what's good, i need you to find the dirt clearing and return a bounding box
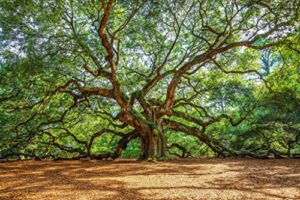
[0,158,299,200]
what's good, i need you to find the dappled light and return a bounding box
[1,159,300,200]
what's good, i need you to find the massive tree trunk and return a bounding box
[140,136,149,160]
[118,109,168,161]
[139,126,167,160]
[160,132,167,158]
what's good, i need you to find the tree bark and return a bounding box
[139,128,167,160]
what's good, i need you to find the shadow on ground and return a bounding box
[0,158,299,200]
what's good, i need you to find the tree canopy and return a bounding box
[0,0,299,160]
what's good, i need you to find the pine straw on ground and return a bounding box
[0,158,299,200]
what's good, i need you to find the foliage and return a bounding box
[0,0,299,160]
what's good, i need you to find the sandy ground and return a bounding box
[0,158,299,200]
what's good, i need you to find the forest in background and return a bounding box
[0,0,299,161]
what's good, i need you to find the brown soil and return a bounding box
[0,158,299,200]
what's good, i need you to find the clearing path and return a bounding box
[0,158,299,200]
